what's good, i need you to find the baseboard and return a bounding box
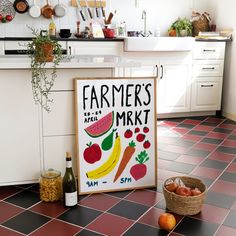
[222,111,236,122]
[157,111,216,119]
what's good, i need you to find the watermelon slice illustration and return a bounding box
[85,111,114,138]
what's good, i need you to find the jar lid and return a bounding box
[41,168,61,179]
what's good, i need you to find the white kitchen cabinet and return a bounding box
[157,60,191,114]
[0,70,42,185]
[191,77,223,111]
[191,41,226,112]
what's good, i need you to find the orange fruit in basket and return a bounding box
[158,213,176,231]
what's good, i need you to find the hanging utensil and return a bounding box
[94,0,99,18]
[29,0,41,18]
[75,0,85,21]
[41,0,54,19]
[13,0,29,14]
[84,0,92,19]
[99,0,105,17]
[54,0,67,17]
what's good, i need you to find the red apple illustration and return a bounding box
[83,142,102,164]
[124,129,133,139]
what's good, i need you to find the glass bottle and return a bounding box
[63,152,78,207]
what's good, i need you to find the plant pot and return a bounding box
[179,29,188,37]
[36,43,54,62]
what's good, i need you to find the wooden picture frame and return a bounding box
[75,77,157,195]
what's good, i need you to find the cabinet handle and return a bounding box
[201,84,214,88]
[202,67,215,70]
[160,65,163,79]
[203,49,216,52]
[155,65,158,78]
[69,46,72,55]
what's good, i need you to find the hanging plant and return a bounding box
[27,26,64,112]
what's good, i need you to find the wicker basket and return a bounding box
[163,176,206,215]
[192,15,210,36]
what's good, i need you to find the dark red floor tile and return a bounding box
[172,127,189,135]
[0,186,21,200]
[205,117,224,123]
[162,145,189,154]
[174,217,219,236]
[193,125,214,132]
[193,142,217,151]
[208,151,235,163]
[0,226,23,236]
[125,189,163,207]
[183,119,202,125]
[210,180,236,197]
[79,193,120,211]
[191,204,229,224]
[175,155,203,165]
[207,132,229,139]
[191,166,222,179]
[30,201,68,218]
[169,233,185,236]
[218,123,236,130]
[138,207,183,228]
[0,202,23,224]
[215,225,236,236]
[105,190,133,199]
[87,213,134,236]
[222,139,236,147]
[31,219,81,236]
[182,134,203,142]
[223,210,236,228]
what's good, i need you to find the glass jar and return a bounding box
[39,169,62,202]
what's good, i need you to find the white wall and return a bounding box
[198,0,236,120]
[0,0,195,37]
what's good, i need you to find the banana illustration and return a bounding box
[86,134,121,179]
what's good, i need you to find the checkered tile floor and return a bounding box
[1,116,236,235]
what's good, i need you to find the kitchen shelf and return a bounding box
[71,0,106,8]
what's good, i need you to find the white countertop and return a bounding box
[0,55,141,69]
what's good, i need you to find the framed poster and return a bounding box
[75,77,157,194]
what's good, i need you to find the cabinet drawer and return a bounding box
[192,60,224,77]
[191,80,222,111]
[193,42,225,59]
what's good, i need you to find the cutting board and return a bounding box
[71,0,106,7]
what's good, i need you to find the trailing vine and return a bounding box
[27,26,64,112]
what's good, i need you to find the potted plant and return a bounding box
[27,26,64,112]
[168,18,193,37]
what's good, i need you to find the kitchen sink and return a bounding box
[124,37,195,52]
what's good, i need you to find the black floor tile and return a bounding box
[217,146,236,154]
[220,172,236,183]
[108,200,149,220]
[166,162,195,174]
[173,139,195,148]
[200,159,228,170]
[186,148,210,157]
[5,190,41,208]
[158,150,181,161]
[105,190,133,199]
[123,223,168,236]
[213,128,232,134]
[166,118,186,122]
[201,137,223,145]
[58,205,102,227]
[76,229,103,236]
[188,116,208,121]
[201,122,218,127]
[223,210,236,228]
[228,135,236,140]
[205,191,236,209]
[177,123,195,129]
[174,217,219,236]
[2,210,50,235]
[223,119,236,125]
[188,130,208,136]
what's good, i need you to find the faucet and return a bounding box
[140,10,152,37]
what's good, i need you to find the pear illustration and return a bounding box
[101,129,117,151]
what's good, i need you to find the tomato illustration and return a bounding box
[143,140,151,149]
[124,129,133,139]
[143,127,149,133]
[83,142,102,164]
[136,133,145,142]
[134,127,140,133]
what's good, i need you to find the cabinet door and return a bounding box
[191,78,222,111]
[0,70,41,185]
[157,62,191,113]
